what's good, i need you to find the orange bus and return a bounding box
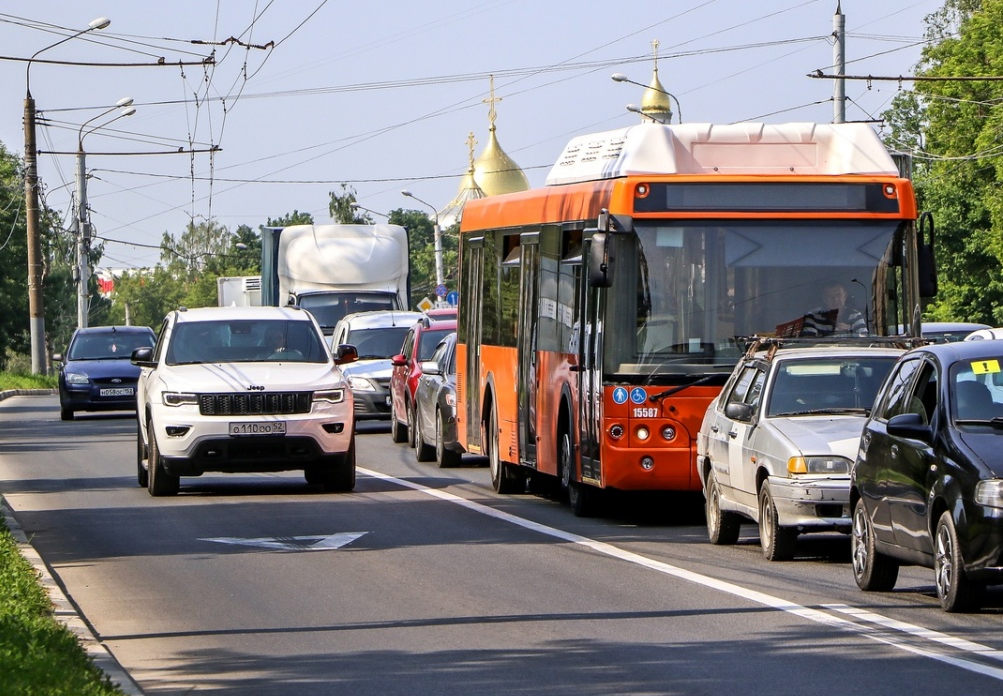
[455,122,934,516]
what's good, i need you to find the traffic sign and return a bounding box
[417,297,434,312]
[446,291,459,306]
[435,284,448,298]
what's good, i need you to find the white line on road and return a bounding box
[359,467,1003,681]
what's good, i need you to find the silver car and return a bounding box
[697,343,903,560]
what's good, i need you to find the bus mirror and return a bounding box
[589,232,614,287]
[918,211,938,299]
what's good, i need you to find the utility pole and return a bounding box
[75,143,88,328]
[23,95,46,373]
[833,1,846,124]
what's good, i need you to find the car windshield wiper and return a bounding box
[956,417,1003,428]
[773,407,866,416]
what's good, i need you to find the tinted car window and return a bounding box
[875,357,923,421]
[68,331,155,360]
[417,328,454,361]
[167,320,327,364]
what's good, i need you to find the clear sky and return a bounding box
[0,0,944,270]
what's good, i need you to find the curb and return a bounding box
[0,388,56,402]
[1,393,144,695]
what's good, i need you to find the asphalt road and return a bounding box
[3,394,1003,695]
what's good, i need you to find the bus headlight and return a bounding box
[636,426,650,441]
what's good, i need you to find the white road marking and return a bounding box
[359,467,1003,680]
[200,532,366,551]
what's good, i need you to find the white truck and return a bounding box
[259,223,411,336]
[216,275,262,307]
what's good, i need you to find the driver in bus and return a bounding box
[800,281,868,337]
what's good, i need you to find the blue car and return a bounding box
[55,325,157,421]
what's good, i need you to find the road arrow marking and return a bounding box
[200,532,366,551]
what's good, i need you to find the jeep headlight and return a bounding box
[65,372,89,385]
[313,388,345,404]
[975,479,1003,509]
[787,456,850,475]
[347,377,377,392]
[163,392,199,407]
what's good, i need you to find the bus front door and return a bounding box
[463,240,484,454]
[517,237,540,465]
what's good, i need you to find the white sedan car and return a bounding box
[132,305,358,496]
[697,343,903,560]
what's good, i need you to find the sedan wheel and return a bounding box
[705,469,740,545]
[435,408,460,468]
[414,406,435,462]
[850,499,898,591]
[758,481,797,561]
[390,406,408,444]
[935,512,983,612]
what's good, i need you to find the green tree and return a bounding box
[883,0,1003,324]
[328,184,370,224]
[387,208,458,307]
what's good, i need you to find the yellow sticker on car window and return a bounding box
[971,359,1001,374]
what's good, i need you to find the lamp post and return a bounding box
[401,189,445,293]
[611,73,683,124]
[349,202,389,220]
[75,98,135,328]
[24,16,111,374]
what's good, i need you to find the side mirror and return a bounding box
[52,353,64,363]
[918,211,938,299]
[724,402,754,422]
[588,231,614,288]
[334,343,359,365]
[391,354,407,367]
[420,360,442,376]
[131,347,157,368]
[887,412,933,443]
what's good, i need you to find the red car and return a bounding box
[389,314,456,445]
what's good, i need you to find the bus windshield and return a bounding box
[602,219,901,378]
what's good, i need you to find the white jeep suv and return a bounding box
[132,305,358,496]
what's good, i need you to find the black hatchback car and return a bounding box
[55,325,157,421]
[850,341,1003,611]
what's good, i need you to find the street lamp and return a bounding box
[611,72,683,124]
[349,202,389,220]
[75,98,136,329]
[24,16,111,374]
[401,189,445,293]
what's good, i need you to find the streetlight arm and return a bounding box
[26,18,110,97]
[78,102,136,150]
[611,73,683,123]
[401,189,445,291]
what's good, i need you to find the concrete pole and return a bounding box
[23,96,47,375]
[76,148,89,328]
[432,220,444,292]
[833,2,846,124]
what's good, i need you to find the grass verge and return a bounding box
[0,372,58,391]
[0,509,125,695]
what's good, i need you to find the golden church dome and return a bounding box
[472,75,529,196]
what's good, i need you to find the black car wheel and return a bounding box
[435,408,460,468]
[406,401,417,448]
[60,405,73,421]
[935,511,984,612]
[390,402,408,443]
[414,406,435,462]
[758,481,797,561]
[706,469,741,545]
[851,499,898,591]
[147,418,180,497]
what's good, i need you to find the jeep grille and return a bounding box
[198,392,312,416]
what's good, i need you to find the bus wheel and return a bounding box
[559,428,600,517]
[487,407,521,494]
